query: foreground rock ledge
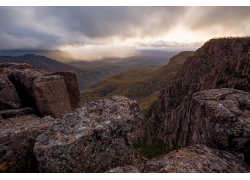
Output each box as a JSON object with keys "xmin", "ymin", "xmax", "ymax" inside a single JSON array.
[
  {"xmin": 0, "ymin": 115, "xmax": 55, "ymax": 172},
  {"xmin": 34, "ymin": 96, "xmax": 145, "ymax": 173},
  {"xmin": 107, "ymin": 144, "xmax": 250, "ymax": 173}
]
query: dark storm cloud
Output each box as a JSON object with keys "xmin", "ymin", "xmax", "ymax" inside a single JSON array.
[
  {"xmin": 0, "ymin": 6, "xmax": 249, "ymax": 50},
  {"xmin": 184, "ymin": 6, "xmax": 249, "ymax": 33}
]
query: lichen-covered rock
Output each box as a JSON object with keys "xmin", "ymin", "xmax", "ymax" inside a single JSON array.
[
  {"xmin": 107, "ymin": 145, "xmax": 250, "ymax": 173},
  {"xmin": 178, "ymin": 88, "xmax": 250, "ymax": 164},
  {"xmin": 34, "ymin": 96, "xmax": 144, "ymax": 173},
  {"xmin": 49, "ymin": 71, "xmax": 80, "ymax": 109},
  {"xmin": 0, "ymin": 107, "xmax": 34, "ymax": 119},
  {"xmin": 33, "ymin": 75, "xmax": 71, "ymax": 118},
  {"xmin": 0, "ymin": 115, "xmax": 55, "ymax": 173},
  {"xmin": 0, "ymin": 74, "xmax": 21, "ymax": 110}
]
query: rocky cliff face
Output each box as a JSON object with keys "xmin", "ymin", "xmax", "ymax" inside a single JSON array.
[{"xmin": 144, "ymin": 37, "xmax": 250, "ymax": 164}]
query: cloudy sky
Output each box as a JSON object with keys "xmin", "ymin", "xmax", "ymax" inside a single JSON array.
[{"xmin": 0, "ymin": 6, "xmax": 249, "ymax": 59}]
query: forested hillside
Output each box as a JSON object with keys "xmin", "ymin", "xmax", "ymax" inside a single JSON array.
[{"xmin": 80, "ymin": 51, "xmax": 194, "ymax": 114}]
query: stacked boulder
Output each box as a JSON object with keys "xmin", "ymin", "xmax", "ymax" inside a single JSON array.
[{"xmin": 0, "ymin": 63, "xmax": 80, "ymax": 119}]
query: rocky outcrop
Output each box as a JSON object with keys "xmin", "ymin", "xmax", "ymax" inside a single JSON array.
[
  {"xmin": 0, "ymin": 62, "xmax": 80, "ymax": 119},
  {"xmin": 33, "ymin": 75, "xmax": 71, "ymax": 118},
  {"xmin": 144, "ymin": 37, "xmax": 250, "ymax": 163},
  {"xmin": 49, "ymin": 71, "xmax": 80, "ymax": 109},
  {"xmin": 0, "ymin": 107, "xmax": 34, "ymax": 119},
  {"xmin": 0, "ymin": 74, "xmax": 21, "ymax": 110},
  {"xmin": 107, "ymin": 144, "xmax": 250, "ymax": 173},
  {"xmin": 34, "ymin": 96, "xmax": 145, "ymax": 173},
  {"xmin": 0, "ymin": 115, "xmax": 54, "ymax": 172},
  {"xmin": 152, "ymin": 88, "xmax": 250, "ymax": 164}
]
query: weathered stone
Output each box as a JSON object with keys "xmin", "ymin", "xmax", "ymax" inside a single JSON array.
[
  {"xmin": 8, "ymin": 68, "xmax": 45, "ymax": 114},
  {"xmin": 178, "ymin": 89, "xmax": 250, "ymax": 164},
  {"xmin": 33, "ymin": 75, "xmax": 71, "ymax": 118},
  {"xmin": 34, "ymin": 96, "xmax": 144, "ymax": 173},
  {"xmin": 147, "ymin": 88, "xmax": 250, "ymax": 165},
  {"xmin": 0, "ymin": 115, "xmax": 55, "ymax": 173},
  {"xmin": 0, "ymin": 74, "xmax": 21, "ymax": 110},
  {"xmin": 107, "ymin": 145, "xmax": 250, "ymax": 173},
  {"xmin": 49, "ymin": 71, "xmax": 80, "ymax": 109},
  {"xmin": 0, "ymin": 62, "xmax": 33, "ymax": 70},
  {"xmin": 0, "ymin": 107, "xmax": 34, "ymax": 119}
]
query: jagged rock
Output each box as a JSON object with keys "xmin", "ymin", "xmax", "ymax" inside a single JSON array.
[
  {"xmin": 49, "ymin": 71, "xmax": 80, "ymax": 109},
  {"xmin": 33, "ymin": 75, "xmax": 71, "ymax": 118},
  {"xmin": 0, "ymin": 107, "xmax": 34, "ymax": 119},
  {"xmin": 107, "ymin": 144, "xmax": 250, "ymax": 173},
  {"xmin": 177, "ymin": 88, "xmax": 250, "ymax": 164},
  {"xmin": 34, "ymin": 96, "xmax": 144, "ymax": 173},
  {"xmin": 147, "ymin": 88, "xmax": 250, "ymax": 165},
  {"xmin": 0, "ymin": 115, "xmax": 55, "ymax": 173},
  {"xmin": 0, "ymin": 62, "xmax": 33, "ymax": 70},
  {"xmin": 0, "ymin": 74, "xmax": 21, "ymax": 110},
  {"xmin": 0, "ymin": 114, "xmax": 2, "ymax": 120},
  {"xmin": 8, "ymin": 68, "xmax": 45, "ymax": 114},
  {"xmin": 144, "ymin": 37, "xmax": 250, "ymax": 161}
]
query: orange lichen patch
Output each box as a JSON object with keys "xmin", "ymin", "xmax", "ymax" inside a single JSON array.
[
  {"xmin": 166, "ymin": 167, "xmax": 177, "ymax": 173},
  {"xmin": 0, "ymin": 162, "xmax": 13, "ymax": 171},
  {"xmin": 195, "ymin": 167, "xmax": 203, "ymax": 172}
]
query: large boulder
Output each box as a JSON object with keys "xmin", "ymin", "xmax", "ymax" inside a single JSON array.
[
  {"xmin": 8, "ymin": 68, "xmax": 45, "ymax": 114},
  {"xmin": 177, "ymin": 88, "xmax": 250, "ymax": 164},
  {"xmin": 0, "ymin": 74, "xmax": 21, "ymax": 110},
  {"xmin": 34, "ymin": 96, "xmax": 144, "ymax": 173},
  {"xmin": 107, "ymin": 144, "xmax": 250, "ymax": 173},
  {"xmin": 49, "ymin": 71, "xmax": 80, "ymax": 109},
  {"xmin": 0, "ymin": 115, "xmax": 55, "ymax": 173},
  {"xmin": 33, "ymin": 75, "xmax": 72, "ymax": 118}
]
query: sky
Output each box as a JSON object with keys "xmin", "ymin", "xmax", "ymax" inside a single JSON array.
[{"xmin": 0, "ymin": 6, "xmax": 249, "ymax": 60}]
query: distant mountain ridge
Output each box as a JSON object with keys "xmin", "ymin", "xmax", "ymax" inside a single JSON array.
[
  {"xmin": 0, "ymin": 49, "xmax": 75, "ymax": 62},
  {"xmin": 0, "ymin": 53, "xmax": 175, "ymax": 91},
  {"xmin": 0, "ymin": 54, "xmax": 80, "ymax": 72}
]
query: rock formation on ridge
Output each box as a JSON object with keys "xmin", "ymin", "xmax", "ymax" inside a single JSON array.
[{"xmin": 0, "ymin": 62, "xmax": 80, "ymax": 119}]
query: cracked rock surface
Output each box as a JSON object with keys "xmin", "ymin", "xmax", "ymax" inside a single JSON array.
[
  {"xmin": 107, "ymin": 144, "xmax": 250, "ymax": 173},
  {"xmin": 34, "ymin": 96, "xmax": 145, "ymax": 173}
]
